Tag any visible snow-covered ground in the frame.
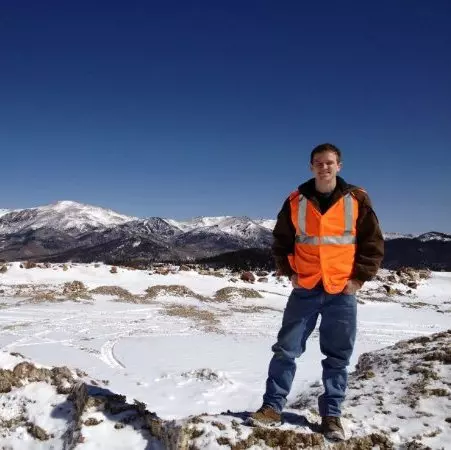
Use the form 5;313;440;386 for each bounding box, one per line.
0;263;449;449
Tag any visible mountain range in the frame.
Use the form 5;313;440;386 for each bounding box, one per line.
0;201;450;270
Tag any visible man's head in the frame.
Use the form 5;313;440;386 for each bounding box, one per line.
310;143;342;183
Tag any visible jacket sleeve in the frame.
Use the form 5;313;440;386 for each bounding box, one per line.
272;198;296;277
352;192;384;284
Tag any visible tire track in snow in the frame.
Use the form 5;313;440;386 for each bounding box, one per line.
100;339;126;369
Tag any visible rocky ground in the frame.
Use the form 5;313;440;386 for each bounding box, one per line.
0;329;449;449
0;263;449;449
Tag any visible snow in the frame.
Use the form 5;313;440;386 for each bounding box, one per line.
0;208;14;218
0;201;136;235
417;232;451;242
2;201;450;246
254;219;277;230
0;264;450;449
165;216;234;232
165;216;270;236
383;232;415;240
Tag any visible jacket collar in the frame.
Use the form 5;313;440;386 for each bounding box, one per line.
297;176;356;210
298;176;352;196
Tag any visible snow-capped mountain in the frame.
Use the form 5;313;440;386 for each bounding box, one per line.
254;218;277;230
0;200;450;270
0;208;15;219
383;231;415;240
165;216;235;232
0;201;135;236
0;202;274;263
417;231;451;242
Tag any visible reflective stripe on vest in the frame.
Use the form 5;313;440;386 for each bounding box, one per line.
295;193;355;245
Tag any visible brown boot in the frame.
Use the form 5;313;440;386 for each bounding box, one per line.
250;404;282;425
321;416;345;441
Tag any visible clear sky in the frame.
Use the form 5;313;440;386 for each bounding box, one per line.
1;0;450;234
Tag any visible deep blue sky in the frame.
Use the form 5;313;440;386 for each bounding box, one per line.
1;1;450;233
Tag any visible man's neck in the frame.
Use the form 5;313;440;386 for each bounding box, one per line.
315;178;337;194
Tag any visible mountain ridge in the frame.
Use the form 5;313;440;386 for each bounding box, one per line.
0;200;449;269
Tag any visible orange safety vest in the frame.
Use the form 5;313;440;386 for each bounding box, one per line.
287;190;360;294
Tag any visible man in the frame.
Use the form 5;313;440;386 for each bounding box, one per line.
251;143;384;441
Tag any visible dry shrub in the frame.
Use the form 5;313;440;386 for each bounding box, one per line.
32;291;58;302
62;281;91;300
90;286;134;299
145;285;205;301
214;287;263;302
63;281;87;294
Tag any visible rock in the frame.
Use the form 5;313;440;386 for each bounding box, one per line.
257;277;268;283
110;266;118;274
27;424;49;441
84;417;103;426
179;265;191;271
255;271;269;277
383;284;393;294
13;362;52;382
0;378;12;393
418;269;431;279
241;271;255;283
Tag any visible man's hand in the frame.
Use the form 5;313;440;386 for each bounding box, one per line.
291;274;300;288
343;279;363;295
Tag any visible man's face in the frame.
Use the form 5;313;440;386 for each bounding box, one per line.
310;151;342;182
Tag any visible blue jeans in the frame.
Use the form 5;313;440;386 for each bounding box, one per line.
263;286;357;417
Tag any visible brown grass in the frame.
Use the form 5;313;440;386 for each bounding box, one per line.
214;287;263;302
162;304;222;333
164;304;219;324
90;285;134;299
145;285;206;301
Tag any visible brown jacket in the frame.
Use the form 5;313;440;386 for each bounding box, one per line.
272;176;384;285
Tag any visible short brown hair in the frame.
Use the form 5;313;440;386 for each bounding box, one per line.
310;143;342;164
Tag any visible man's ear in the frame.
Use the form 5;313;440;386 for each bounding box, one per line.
337;162;343;172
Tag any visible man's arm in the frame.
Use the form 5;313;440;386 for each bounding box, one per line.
352;192;384;285
272;198;296;276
